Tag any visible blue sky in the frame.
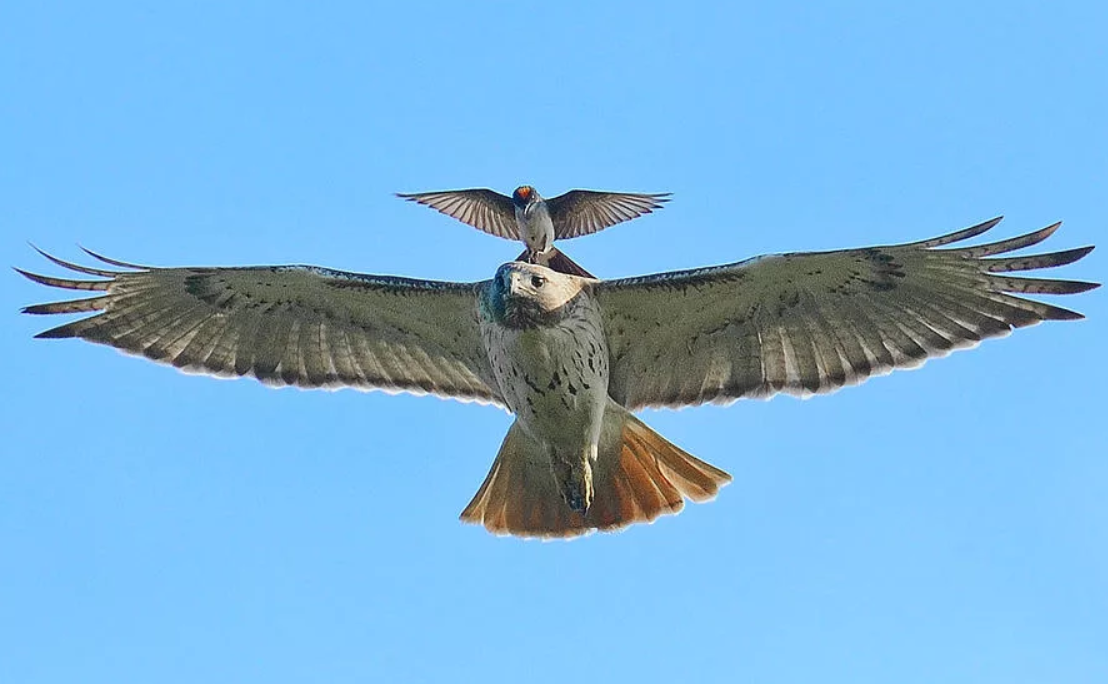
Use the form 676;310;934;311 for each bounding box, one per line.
2;2;1105;682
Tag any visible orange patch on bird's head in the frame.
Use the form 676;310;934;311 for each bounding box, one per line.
513;185;534;202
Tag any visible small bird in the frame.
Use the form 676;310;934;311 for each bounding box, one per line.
17;217;1097;539
396;186;670;277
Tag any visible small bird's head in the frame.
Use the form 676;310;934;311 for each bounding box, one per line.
484;262;585;329
511;185;538;208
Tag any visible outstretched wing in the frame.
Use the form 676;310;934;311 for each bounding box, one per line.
18;248;503;405
546;190;671;240
396;189;519;240
594;218;1098;410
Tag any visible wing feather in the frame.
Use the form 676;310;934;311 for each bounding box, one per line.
596;218;1097;409
546;191;671;240
19;252;503;404
396;189;519;240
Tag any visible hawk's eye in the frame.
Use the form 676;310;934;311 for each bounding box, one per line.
530;275;545;288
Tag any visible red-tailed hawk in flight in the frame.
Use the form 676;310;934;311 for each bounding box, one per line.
18;217;1097;538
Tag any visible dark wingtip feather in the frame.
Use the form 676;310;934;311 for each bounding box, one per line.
914;216;1004;248
1049;308;1085;321
14;267;110;291
77;246;148;270
959;222;1064;257
1063;280;1100;294
33;322;83;339
29;244;120;277
1034;302;1088;322
991;276;1101;295
983;245;1096;272
23;303;57;315
22;296;109;315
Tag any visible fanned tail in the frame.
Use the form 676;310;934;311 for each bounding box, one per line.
460;402;732;539
460;421;586;537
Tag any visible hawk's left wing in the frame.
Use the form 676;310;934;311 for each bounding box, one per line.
547;191;671;240
18;249;503;405
594;218;1097;410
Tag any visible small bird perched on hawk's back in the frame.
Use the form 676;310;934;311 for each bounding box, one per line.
396;185;670;277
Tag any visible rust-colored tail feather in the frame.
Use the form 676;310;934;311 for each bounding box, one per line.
460;402;731;539
460;421;587;537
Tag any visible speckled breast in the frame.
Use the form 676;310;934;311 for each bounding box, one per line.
480;294;610;447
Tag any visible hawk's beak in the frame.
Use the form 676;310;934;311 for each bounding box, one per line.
507;271;523;296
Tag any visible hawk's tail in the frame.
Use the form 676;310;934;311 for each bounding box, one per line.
459;402;732;539
518;247;595;278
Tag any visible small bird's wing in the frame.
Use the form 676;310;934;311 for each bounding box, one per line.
594;218;1098;410
396;189;519;240
546;190;671;239
18;248;503;405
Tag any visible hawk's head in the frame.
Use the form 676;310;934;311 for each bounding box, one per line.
483;262;587;329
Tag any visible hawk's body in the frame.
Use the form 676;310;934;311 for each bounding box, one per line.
18;218;1098;538
470;262;729;530
478;264;611;513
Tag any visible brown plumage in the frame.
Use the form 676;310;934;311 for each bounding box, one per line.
16;217;1098;539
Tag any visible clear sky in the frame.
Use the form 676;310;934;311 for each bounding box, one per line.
2;2;1105;683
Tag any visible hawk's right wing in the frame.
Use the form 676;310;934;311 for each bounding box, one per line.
18;249;504;405
595;218;1097;410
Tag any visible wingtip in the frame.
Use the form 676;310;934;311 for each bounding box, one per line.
1039;220;1063;240
1053;308;1087;321
1054;280;1101;294
14;267;111;291
13;266;42;282
26;244;121;277
77;245;147;270
32;323;79;339
913;215;1005;249
961;220;1074;258
970;215;1004;231
976;215;1005;233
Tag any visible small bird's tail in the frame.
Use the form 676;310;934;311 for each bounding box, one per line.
460;402;732;539
519;247;595;278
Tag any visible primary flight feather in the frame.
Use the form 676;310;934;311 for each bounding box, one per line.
18;218;1097;538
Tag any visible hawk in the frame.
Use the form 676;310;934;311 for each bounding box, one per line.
17;217;1097;539
396;185;670;277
